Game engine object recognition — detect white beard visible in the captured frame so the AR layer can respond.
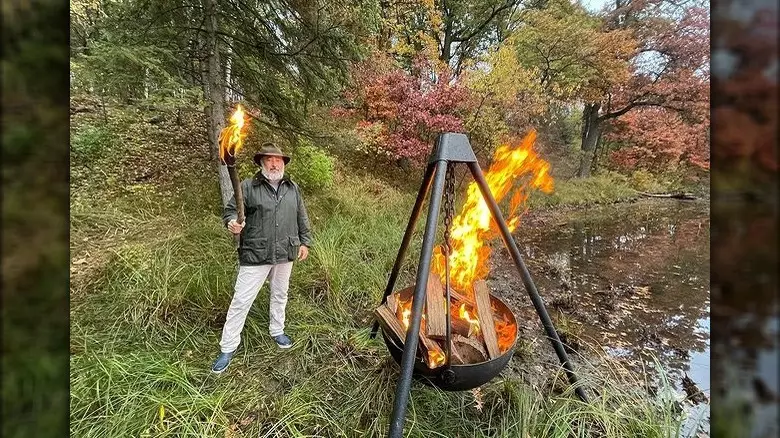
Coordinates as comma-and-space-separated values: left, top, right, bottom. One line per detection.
261, 166, 284, 181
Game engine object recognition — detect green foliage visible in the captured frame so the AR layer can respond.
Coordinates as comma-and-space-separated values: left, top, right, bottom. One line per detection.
512, 0, 635, 102
287, 140, 336, 193
71, 125, 114, 162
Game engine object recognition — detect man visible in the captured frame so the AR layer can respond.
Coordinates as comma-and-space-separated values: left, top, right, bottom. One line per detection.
211, 142, 312, 374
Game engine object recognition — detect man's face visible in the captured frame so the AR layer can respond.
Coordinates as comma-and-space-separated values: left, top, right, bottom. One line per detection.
261, 155, 285, 180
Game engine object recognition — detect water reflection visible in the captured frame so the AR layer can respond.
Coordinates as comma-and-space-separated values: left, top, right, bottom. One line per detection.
498, 199, 779, 436
507, 200, 712, 433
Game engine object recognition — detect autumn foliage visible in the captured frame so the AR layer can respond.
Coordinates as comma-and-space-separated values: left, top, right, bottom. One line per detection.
608, 108, 710, 170
335, 54, 469, 162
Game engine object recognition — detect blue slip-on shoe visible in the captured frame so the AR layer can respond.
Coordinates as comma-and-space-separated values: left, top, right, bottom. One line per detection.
272, 334, 293, 349
211, 351, 235, 374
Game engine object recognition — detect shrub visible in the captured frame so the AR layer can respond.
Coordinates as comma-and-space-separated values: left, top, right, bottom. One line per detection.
629, 169, 665, 193
287, 140, 335, 193
72, 125, 114, 162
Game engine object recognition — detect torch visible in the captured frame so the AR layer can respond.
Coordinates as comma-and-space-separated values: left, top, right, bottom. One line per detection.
218, 105, 248, 247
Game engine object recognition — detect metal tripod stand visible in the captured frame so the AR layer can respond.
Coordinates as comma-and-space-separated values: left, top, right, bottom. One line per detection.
370, 133, 588, 438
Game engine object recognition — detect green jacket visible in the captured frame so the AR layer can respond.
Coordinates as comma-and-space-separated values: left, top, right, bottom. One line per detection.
223, 172, 313, 266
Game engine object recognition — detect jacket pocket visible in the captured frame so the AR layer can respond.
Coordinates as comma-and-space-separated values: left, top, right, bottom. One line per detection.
287, 236, 301, 261
240, 237, 268, 264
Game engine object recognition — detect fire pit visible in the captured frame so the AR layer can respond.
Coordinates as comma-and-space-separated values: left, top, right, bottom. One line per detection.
378, 283, 518, 391
371, 132, 587, 438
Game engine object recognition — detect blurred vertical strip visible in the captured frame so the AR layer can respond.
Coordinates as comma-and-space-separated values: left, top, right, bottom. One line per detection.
1, 0, 70, 436
711, 0, 779, 435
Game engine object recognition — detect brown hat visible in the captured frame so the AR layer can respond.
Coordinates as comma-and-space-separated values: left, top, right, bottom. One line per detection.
253, 142, 291, 165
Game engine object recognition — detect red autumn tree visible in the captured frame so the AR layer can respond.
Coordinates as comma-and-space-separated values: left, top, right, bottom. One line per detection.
577, 1, 710, 176
336, 53, 470, 163
608, 107, 710, 170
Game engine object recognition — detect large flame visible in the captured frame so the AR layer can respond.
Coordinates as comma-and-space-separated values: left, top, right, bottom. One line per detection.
218, 105, 247, 165
433, 130, 553, 296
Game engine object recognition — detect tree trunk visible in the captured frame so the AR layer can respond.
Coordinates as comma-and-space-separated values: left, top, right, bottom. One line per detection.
203, 0, 233, 207
225, 40, 234, 102
590, 129, 604, 174
577, 103, 602, 178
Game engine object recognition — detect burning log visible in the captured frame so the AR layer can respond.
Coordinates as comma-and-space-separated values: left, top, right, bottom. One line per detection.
473, 280, 501, 359
449, 334, 488, 365
374, 303, 445, 369
425, 273, 447, 339
386, 293, 399, 314
374, 305, 407, 350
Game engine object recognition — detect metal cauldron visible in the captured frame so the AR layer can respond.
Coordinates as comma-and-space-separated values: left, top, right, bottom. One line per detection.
380, 290, 518, 391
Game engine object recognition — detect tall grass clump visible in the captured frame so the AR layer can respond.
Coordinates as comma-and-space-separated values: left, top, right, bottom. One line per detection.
70, 352, 233, 438
530, 172, 638, 208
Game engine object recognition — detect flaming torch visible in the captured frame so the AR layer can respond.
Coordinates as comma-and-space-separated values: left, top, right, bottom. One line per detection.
218, 105, 249, 244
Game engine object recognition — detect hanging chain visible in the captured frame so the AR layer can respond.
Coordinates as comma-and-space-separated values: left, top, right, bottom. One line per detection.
442, 164, 456, 372
443, 166, 456, 258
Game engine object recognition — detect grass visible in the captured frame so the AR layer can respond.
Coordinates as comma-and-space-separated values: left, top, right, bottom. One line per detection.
70, 170, 693, 437
69, 108, 697, 437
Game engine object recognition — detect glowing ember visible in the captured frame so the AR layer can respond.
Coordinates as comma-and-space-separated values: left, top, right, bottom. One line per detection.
432, 130, 553, 296
401, 306, 411, 330
218, 105, 248, 165
494, 316, 516, 351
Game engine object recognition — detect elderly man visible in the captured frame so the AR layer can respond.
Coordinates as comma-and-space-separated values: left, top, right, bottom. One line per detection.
212, 142, 312, 374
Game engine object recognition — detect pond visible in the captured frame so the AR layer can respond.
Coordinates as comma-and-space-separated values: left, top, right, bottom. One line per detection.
489, 199, 713, 435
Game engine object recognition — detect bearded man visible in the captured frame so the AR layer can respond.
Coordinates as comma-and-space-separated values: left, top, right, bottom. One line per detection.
211, 142, 312, 373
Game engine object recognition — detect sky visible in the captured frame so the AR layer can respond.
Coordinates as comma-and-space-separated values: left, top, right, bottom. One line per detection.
579, 0, 611, 13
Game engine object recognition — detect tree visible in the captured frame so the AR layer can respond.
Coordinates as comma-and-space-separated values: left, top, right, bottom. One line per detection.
377, 0, 523, 74
337, 53, 470, 163
607, 106, 710, 170
70, 0, 377, 204
575, 1, 710, 177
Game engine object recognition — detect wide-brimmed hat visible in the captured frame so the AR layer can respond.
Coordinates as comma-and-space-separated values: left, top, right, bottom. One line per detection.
253, 142, 291, 165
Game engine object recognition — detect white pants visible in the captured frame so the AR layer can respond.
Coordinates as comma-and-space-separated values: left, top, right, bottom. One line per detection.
219, 262, 294, 353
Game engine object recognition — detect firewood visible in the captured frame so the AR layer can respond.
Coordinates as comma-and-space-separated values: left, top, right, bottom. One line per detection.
374, 304, 445, 369
374, 305, 407, 348
473, 280, 501, 359
386, 294, 399, 314
434, 313, 472, 340
450, 287, 508, 328
449, 288, 475, 307
425, 273, 447, 339
419, 334, 446, 369
449, 334, 488, 365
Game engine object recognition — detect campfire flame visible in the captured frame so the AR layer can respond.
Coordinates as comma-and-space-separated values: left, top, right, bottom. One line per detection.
432, 130, 553, 296
218, 105, 248, 165
457, 303, 480, 337
388, 131, 551, 367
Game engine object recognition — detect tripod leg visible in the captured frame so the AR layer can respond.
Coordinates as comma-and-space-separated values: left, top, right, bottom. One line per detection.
466, 162, 588, 403
388, 160, 448, 438
371, 162, 436, 339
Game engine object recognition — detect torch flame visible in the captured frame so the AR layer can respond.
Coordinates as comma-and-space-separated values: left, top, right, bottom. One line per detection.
218, 105, 248, 165
432, 130, 553, 297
